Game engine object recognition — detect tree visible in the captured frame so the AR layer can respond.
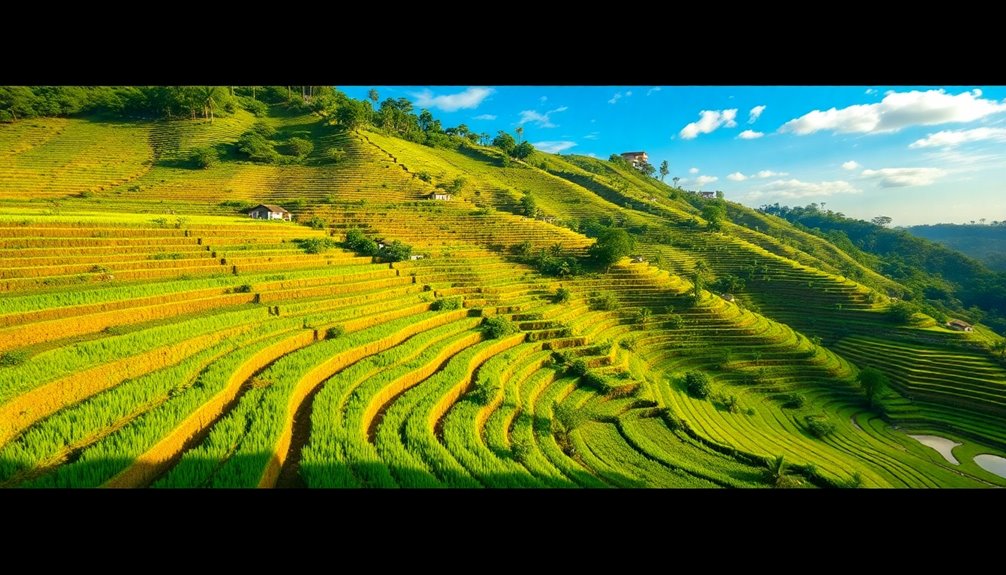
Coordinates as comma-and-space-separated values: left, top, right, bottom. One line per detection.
336, 100, 369, 130
189, 147, 218, 169
685, 371, 711, 399
513, 140, 534, 160
492, 131, 516, 155
638, 161, 656, 177
519, 192, 537, 217
418, 109, 434, 132
701, 202, 727, 231
588, 227, 634, 271
871, 215, 893, 227
516, 126, 524, 144
764, 455, 789, 487
198, 86, 221, 123
857, 367, 889, 410
368, 89, 379, 104
659, 160, 669, 182
672, 176, 680, 188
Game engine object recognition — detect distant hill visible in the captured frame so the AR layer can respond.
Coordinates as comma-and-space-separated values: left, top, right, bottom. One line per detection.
907, 224, 1006, 272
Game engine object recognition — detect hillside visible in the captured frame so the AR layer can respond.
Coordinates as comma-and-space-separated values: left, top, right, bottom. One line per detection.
908, 224, 1006, 272
1, 90, 1005, 488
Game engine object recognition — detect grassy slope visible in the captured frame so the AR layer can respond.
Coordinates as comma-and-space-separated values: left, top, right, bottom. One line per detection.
0, 109, 1003, 487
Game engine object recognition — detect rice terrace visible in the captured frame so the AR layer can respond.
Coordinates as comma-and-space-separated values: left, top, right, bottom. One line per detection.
1, 84, 1005, 489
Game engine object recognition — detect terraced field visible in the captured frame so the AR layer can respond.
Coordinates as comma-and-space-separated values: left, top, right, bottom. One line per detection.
1, 105, 1004, 488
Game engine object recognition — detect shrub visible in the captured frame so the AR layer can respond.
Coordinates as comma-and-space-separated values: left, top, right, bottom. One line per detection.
417, 171, 432, 183
299, 237, 338, 254
619, 337, 637, 351
284, 137, 314, 159
235, 284, 253, 293
431, 297, 462, 311
568, 358, 590, 377
381, 240, 412, 262
327, 147, 347, 163
190, 146, 218, 169
554, 287, 571, 304
326, 326, 345, 339
782, 393, 806, 409
304, 216, 326, 230
666, 313, 685, 329
0, 350, 29, 367
593, 292, 618, 311
481, 316, 517, 339
805, 415, 836, 438
685, 371, 711, 399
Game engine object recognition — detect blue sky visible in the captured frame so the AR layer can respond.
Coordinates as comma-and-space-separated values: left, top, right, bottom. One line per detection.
338, 86, 1006, 226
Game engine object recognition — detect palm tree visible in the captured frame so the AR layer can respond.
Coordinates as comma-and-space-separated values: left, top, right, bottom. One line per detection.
672, 176, 680, 188
765, 454, 789, 487
199, 86, 221, 123
516, 126, 524, 144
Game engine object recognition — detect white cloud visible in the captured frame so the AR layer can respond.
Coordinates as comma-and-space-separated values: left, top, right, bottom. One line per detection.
518, 106, 567, 128
756, 170, 788, 178
748, 105, 766, 124
860, 167, 946, 188
842, 160, 860, 171
747, 179, 862, 200
909, 127, 1006, 149
472, 114, 496, 121
412, 87, 493, 112
586, 152, 597, 158
583, 131, 599, 140
533, 140, 577, 153
695, 175, 719, 187
779, 89, 1006, 135
727, 172, 748, 182
679, 109, 738, 139
608, 92, 625, 104
689, 167, 700, 174
626, 91, 633, 97
540, 96, 548, 103
738, 129, 764, 139
647, 87, 662, 96
865, 88, 877, 95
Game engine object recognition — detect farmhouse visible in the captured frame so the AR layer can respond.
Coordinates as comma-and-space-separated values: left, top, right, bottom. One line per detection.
620, 151, 648, 167
248, 204, 291, 221
698, 191, 716, 199
947, 319, 974, 332
430, 192, 452, 201
632, 255, 645, 263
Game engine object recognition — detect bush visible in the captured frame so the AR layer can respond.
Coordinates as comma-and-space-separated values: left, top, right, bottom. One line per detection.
326, 326, 345, 339
381, 240, 412, 262
554, 287, 571, 304
593, 292, 618, 311
417, 171, 432, 183
190, 146, 218, 169
685, 371, 711, 399
327, 147, 347, 163
240, 97, 268, 117
782, 393, 806, 409
431, 297, 462, 311
805, 415, 836, 438
235, 284, 253, 293
299, 237, 338, 254
887, 301, 919, 324
284, 137, 314, 159
568, 358, 590, 377
481, 316, 518, 339
0, 350, 28, 367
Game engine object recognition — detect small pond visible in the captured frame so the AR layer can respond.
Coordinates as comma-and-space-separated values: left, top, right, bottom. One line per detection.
907, 434, 960, 465
974, 454, 1006, 479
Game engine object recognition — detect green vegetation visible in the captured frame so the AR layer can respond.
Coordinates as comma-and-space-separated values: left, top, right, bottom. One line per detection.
0, 86, 1001, 490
